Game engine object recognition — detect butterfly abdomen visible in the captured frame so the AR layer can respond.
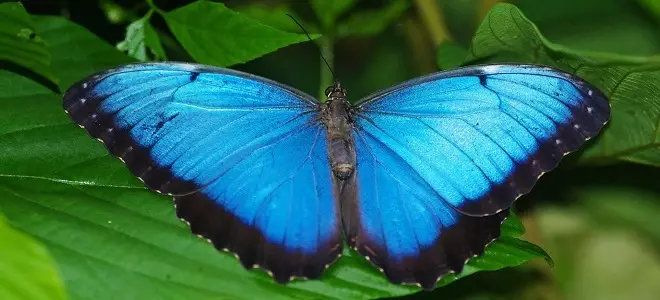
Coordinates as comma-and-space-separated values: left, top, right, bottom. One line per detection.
327, 138, 356, 180
323, 82, 357, 180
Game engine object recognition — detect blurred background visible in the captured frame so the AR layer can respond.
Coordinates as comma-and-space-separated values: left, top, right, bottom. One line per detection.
10, 0, 660, 299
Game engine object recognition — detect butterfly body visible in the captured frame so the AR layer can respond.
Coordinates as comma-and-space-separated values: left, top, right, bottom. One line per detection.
63, 62, 609, 290
322, 81, 357, 180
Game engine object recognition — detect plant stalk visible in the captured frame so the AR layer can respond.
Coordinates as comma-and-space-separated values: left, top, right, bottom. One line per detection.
414, 0, 451, 46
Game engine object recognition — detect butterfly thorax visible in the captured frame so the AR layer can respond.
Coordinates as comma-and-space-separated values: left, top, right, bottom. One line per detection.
322, 81, 357, 180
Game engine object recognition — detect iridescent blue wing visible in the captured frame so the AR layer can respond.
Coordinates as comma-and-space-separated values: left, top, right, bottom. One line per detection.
63, 63, 342, 282
345, 64, 609, 288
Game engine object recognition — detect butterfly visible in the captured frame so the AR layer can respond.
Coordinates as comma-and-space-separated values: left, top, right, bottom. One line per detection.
63, 62, 609, 290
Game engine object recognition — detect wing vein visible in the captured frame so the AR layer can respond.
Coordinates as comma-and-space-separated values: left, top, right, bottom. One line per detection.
163, 110, 254, 167
501, 99, 556, 140
356, 123, 461, 209
364, 131, 388, 260
489, 77, 573, 115
416, 118, 493, 190
357, 131, 443, 221
310, 128, 322, 251
491, 73, 591, 104
187, 112, 316, 186
456, 118, 512, 176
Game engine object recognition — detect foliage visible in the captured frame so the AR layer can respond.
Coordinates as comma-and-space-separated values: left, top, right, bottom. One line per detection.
116, 12, 166, 61
0, 213, 66, 300
161, 1, 316, 67
461, 3, 660, 167
0, 2, 55, 83
0, 0, 658, 299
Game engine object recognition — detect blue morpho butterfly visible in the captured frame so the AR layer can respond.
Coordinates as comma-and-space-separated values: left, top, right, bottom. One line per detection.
63, 62, 609, 289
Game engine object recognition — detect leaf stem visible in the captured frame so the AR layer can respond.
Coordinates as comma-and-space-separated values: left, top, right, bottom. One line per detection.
318, 35, 335, 101
145, 0, 166, 15
144, 8, 154, 20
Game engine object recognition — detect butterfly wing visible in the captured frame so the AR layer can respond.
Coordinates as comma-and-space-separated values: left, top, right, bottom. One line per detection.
63, 63, 342, 282
345, 64, 609, 288
340, 132, 509, 289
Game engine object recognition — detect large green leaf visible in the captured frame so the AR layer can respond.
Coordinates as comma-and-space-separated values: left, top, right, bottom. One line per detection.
464, 3, 660, 167
0, 2, 56, 84
0, 213, 67, 300
162, 1, 316, 67
33, 16, 133, 91
117, 12, 167, 61
0, 11, 550, 300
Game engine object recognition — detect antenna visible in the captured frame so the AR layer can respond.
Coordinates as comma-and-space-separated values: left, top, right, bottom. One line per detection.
286, 14, 336, 80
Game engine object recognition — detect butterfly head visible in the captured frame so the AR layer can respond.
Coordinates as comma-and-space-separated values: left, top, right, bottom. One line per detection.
325, 81, 347, 100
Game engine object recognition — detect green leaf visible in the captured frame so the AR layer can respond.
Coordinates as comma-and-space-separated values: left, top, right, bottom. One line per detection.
33, 16, 133, 91
465, 3, 660, 167
335, 0, 410, 38
234, 4, 317, 33
0, 2, 56, 84
117, 13, 167, 61
161, 1, 316, 67
435, 215, 552, 288
143, 17, 166, 60
310, 0, 355, 27
0, 213, 67, 300
501, 211, 526, 238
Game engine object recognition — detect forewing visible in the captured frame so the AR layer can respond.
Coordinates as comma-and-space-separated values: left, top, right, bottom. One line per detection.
346, 64, 609, 288
63, 63, 342, 282
355, 64, 609, 216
